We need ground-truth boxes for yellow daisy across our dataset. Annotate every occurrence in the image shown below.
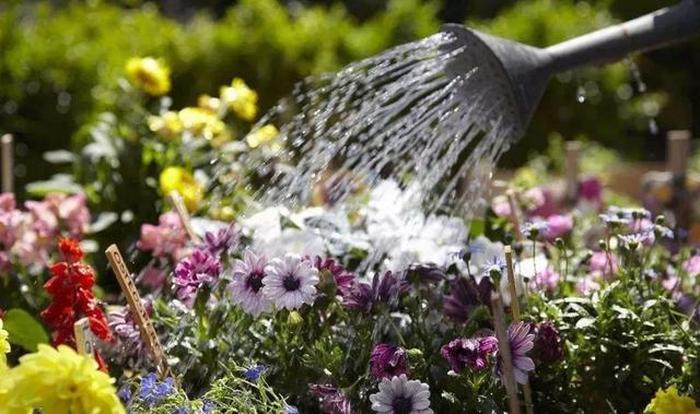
[645,385,700,414]
[0,318,9,373]
[246,124,280,150]
[126,56,171,96]
[148,111,183,139]
[159,166,204,212]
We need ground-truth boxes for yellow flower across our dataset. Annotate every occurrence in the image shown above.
[0,319,9,373]
[197,94,222,113]
[148,111,183,139]
[220,78,258,121]
[159,166,203,212]
[126,56,171,96]
[178,107,228,142]
[246,124,280,150]
[0,344,124,414]
[645,385,700,414]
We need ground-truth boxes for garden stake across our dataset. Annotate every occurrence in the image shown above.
[1,134,13,194]
[667,130,691,230]
[169,190,200,242]
[565,141,581,203]
[73,317,94,356]
[507,190,522,241]
[105,244,172,378]
[491,292,521,414]
[505,246,534,414]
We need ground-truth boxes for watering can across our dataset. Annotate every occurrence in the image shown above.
[443,0,700,138]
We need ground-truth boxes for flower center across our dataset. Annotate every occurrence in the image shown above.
[392,396,413,414]
[246,272,264,293]
[283,274,301,291]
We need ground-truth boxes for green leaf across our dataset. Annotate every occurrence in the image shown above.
[575,317,596,330]
[3,308,49,351]
[649,344,684,354]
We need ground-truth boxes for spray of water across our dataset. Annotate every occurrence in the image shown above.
[213,31,518,216]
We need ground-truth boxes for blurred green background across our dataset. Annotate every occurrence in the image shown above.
[1,0,698,199]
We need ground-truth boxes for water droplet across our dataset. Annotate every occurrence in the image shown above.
[576,85,586,103]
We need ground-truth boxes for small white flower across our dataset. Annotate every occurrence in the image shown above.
[263,254,319,309]
[369,374,433,414]
[229,250,273,317]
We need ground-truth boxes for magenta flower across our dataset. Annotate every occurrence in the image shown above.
[533,321,563,364]
[174,248,222,306]
[342,271,408,312]
[370,343,408,379]
[578,176,602,203]
[138,265,167,290]
[440,335,498,373]
[138,212,188,260]
[313,256,356,296]
[534,266,560,292]
[544,214,573,241]
[0,192,15,211]
[308,383,353,414]
[201,224,238,256]
[443,277,491,322]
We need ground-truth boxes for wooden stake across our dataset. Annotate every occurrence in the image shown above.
[491,292,521,414]
[505,246,534,414]
[73,317,94,356]
[667,130,690,176]
[565,141,581,203]
[507,190,522,241]
[168,190,199,242]
[1,134,13,194]
[105,244,171,377]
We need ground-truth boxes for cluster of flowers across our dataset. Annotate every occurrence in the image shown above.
[41,239,112,369]
[0,192,89,273]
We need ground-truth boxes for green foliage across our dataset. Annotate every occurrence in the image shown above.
[2,308,49,352]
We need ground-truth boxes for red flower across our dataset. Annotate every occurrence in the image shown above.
[41,238,112,364]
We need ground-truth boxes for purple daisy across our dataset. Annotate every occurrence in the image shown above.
[369,375,432,414]
[342,271,408,312]
[263,254,319,310]
[443,277,491,322]
[173,248,222,307]
[201,224,238,256]
[440,335,498,373]
[229,250,273,316]
[370,343,409,379]
[499,321,536,384]
[313,256,356,295]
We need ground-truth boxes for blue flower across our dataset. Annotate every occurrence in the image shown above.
[117,385,132,403]
[283,404,299,414]
[243,364,267,382]
[139,372,175,407]
[521,220,548,240]
[481,256,506,278]
[202,400,215,413]
[173,408,187,414]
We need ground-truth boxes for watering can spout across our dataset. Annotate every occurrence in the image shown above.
[443,0,700,139]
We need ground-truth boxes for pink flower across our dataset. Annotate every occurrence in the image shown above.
[576,275,601,296]
[47,193,90,236]
[534,266,560,291]
[683,256,700,277]
[137,212,188,259]
[544,214,573,240]
[0,193,16,211]
[491,197,512,218]
[25,199,58,239]
[524,187,558,218]
[139,265,167,290]
[578,177,602,203]
[589,251,617,279]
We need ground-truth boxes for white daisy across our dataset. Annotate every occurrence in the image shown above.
[369,374,433,414]
[229,250,273,317]
[262,254,319,310]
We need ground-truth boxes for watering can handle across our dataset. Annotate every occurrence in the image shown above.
[545,0,700,72]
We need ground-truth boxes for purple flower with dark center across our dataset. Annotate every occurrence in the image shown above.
[263,254,319,310]
[174,248,222,307]
[202,224,238,255]
[404,264,446,285]
[482,256,506,278]
[230,250,273,316]
[521,220,548,241]
[498,321,536,384]
[138,372,175,407]
[443,277,491,322]
[342,271,408,312]
[313,256,356,295]
[618,232,652,250]
[243,364,267,382]
[533,321,563,364]
[309,383,353,414]
[440,335,498,373]
[369,375,432,414]
[370,343,409,379]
